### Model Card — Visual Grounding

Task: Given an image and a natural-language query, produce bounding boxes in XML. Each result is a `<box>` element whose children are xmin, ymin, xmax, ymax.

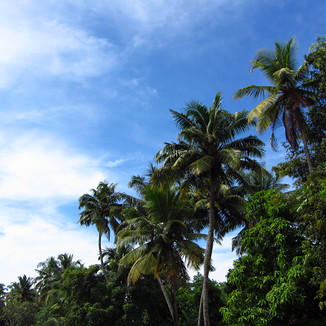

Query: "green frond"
<box><xmin>170</xmin><ymin>148</ymin><xmax>198</xmax><ymax>170</ymax></box>
<box><xmin>181</xmin><ymin>127</ymin><xmax>208</xmax><ymax>144</ymax></box>
<box><xmin>239</xmin><ymin>157</ymin><xmax>265</xmax><ymax>174</ymax></box>
<box><xmin>194</xmin><ymin>198</ymin><xmax>209</xmax><ymax>210</ymax></box>
<box><xmin>234</xmin><ymin>85</ymin><xmax>274</xmax><ymax>100</ymax></box>
<box><xmin>119</xmin><ymin>245</ymin><xmax>147</xmax><ymax>267</ymax></box>
<box><xmin>170</xmin><ymin>109</ymin><xmax>195</xmax><ymax>130</ymax></box>
<box><xmin>273</xmin><ymin>67</ymin><xmax>296</xmax><ymax>87</ymax></box>
<box><xmin>255</xmin><ymin>98</ymin><xmax>283</xmax><ymax>133</ymax></box>
<box><xmin>211</xmin><ymin>91</ymin><xmax>222</xmax><ymax>110</ymax></box>
<box><xmin>179</xmin><ymin>241</ymin><xmax>204</xmax><ymax>270</ymax></box>
<box><xmin>295</xmin><ymin>63</ymin><xmax>309</xmax><ymax>82</ymax></box>
<box><xmin>189</xmin><ymin>155</ymin><xmax>213</xmax><ymax>175</ymax></box>
<box><xmin>247</xmin><ymin>92</ymin><xmax>279</xmax><ymax>122</ymax></box>
<box><xmin>229</xmin><ymin>110</ymin><xmax>251</xmax><ymax>131</ymax></box>
<box><xmin>225</xmin><ymin>136</ymin><xmax>265</xmax><ymax>158</ymax></box>
<box><xmin>217</xmin><ymin>149</ymin><xmax>241</xmax><ymax>169</ymax></box>
<box><xmin>127</xmin><ymin>253</ymin><xmax>158</xmax><ymax>284</ymax></box>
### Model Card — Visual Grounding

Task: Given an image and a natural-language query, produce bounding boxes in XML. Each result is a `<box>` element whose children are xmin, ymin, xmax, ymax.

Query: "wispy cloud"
<box><xmin>0</xmin><ymin>2</ymin><xmax>123</xmax><ymax>88</ymax></box>
<box><xmin>0</xmin><ymin>131</ymin><xmax>109</xmax><ymax>202</ymax></box>
<box><xmin>0</xmin><ymin>212</ymin><xmax>101</xmax><ymax>286</ymax></box>
<box><xmin>0</xmin><ymin>130</ymin><xmax>117</xmax><ymax>285</ymax></box>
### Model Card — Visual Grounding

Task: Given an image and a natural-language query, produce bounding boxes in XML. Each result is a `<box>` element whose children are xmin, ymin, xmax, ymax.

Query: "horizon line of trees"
<box><xmin>1</xmin><ymin>34</ymin><xmax>325</xmax><ymax>326</ymax></box>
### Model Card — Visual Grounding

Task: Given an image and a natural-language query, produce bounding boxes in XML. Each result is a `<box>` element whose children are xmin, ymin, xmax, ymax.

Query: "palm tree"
<box><xmin>9</xmin><ymin>275</ymin><xmax>35</xmax><ymax>302</ymax></box>
<box><xmin>155</xmin><ymin>93</ymin><xmax>264</xmax><ymax>326</ymax></box>
<box><xmin>244</xmin><ymin>166</ymin><xmax>289</xmax><ymax>194</ymax></box>
<box><xmin>117</xmin><ymin>184</ymin><xmax>205</xmax><ymax>326</ymax></box>
<box><xmin>35</xmin><ymin>254</ymin><xmax>82</xmax><ymax>296</ymax></box>
<box><xmin>234</xmin><ymin>38</ymin><xmax>316</xmax><ymax>171</ymax></box>
<box><xmin>78</xmin><ymin>181</ymin><xmax>126</xmax><ymax>282</ymax></box>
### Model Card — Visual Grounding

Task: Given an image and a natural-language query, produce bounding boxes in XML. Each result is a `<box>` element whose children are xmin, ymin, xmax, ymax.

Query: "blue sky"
<box><xmin>0</xmin><ymin>0</ymin><xmax>325</xmax><ymax>286</ymax></box>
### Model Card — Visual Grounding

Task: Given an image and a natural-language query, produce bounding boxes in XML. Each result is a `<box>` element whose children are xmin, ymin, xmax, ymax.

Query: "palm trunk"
<box><xmin>157</xmin><ymin>275</ymin><xmax>174</xmax><ymax>322</ymax></box>
<box><xmin>199</xmin><ymin>176</ymin><xmax>217</xmax><ymax>326</ymax></box>
<box><xmin>197</xmin><ymin>292</ymin><xmax>203</xmax><ymax>326</ymax></box>
<box><xmin>171</xmin><ymin>278</ymin><xmax>180</xmax><ymax>326</ymax></box>
<box><xmin>301</xmin><ymin>132</ymin><xmax>313</xmax><ymax>172</ymax></box>
<box><xmin>98</xmin><ymin>232</ymin><xmax>109</xmax><ymax>283</ymax></box>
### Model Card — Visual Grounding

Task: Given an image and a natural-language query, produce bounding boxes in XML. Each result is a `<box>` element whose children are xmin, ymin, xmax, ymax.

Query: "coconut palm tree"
<box><xmin>244</xmin><ymin>166</ymin><xmax>289</xmax><ymax>194</ymax></box>
<box><xmin>234</xmin><ymin>38</ymin><xmax>316</xmax><ymax>171</ymax></box>
<box><xmin>9</xmin><ymin>275</ymin><xmax>35</xmax><ymax>302</ymax></box>
<box><xmin>35</xmin><ymin>254</ymin><xmax>82</xmax><ymax>296</ymax></box>
<box><xmin>117</xmin><ymin>184</ymin><xmax>205</xmax><ymax>326</ymax></box>
<box><xmin>78</xmin><ymin>181</ymin><xmax>127</xmax><ymax>282</ymax></box>
<box><xmin>155</xmin><ymin>93</ymin><xmax>264</xmax><ymax>326</ymax></box>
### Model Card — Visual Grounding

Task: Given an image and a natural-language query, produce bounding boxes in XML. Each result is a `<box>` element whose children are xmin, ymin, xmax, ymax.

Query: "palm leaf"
<box><xmin>234</xmin><ymin>85</ymin><xmax>274</xmax><ymax>100</ymax></box>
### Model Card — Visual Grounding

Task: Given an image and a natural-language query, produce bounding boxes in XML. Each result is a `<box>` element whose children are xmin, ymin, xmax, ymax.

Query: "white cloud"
<box><xmin>0</xmin><ymin>3</ymin><xmax>121</xmax><ymax>88</ymax></box>
<box><xmin>0</xmin><ymin>131</ymin><xmax>117</xmax><ymax>286</ymax></box>
<box><xmin>91</xmin><ymin>0</ymin><xmax>241</xmax><ymax>33</ymax></box>
<box><xmin>0</xmin><ymin>212</ymin><xmax>104</xmax><ymax>286</ymax></box>
<box><xmin>0</xmin><ymin>0</ymin><xmax>254</xmax><ymax>90</ymax></box>
<box><xmin>3</xmin><ymin>103</ymin><xmax>103</xmax><ymax>129</ymax></box>
<box><xmin>0</xmin><ymin>132</ymin><xmax>107</xmax><ymax>201</ymax></box>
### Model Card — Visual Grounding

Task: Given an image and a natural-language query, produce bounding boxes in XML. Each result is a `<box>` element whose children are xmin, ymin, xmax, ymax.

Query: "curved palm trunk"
<box><xmin>157</xmin><ymin>275</ymin><xmax>174</xmax><ymax>322</ymax></box>
<box><xmin>301</xmin><ymin>132</ymin><xmax>313</xmax><ymax>172</ymax></box>
<box><xmin>197</xmin><ymin>292</ymin><xmax>203</xmax><ymax>326</ymax></box>
<box><xmin>98</xmin><ymin>232</ymin><xmax>109</xmax><ymax>283</ymax></box>
<box><xmin>171</xmin><ymin>278</ymin><xmax>180</xmax><ymax>326</ymax></box>
<box><xmin>199</xmin><ymin>176</ymin><xmax>217</xmax><ymax>326</ymax></box>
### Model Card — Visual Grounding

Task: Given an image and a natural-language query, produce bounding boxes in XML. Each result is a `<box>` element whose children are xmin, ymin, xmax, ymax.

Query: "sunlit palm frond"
<box><xmin>225</xmin><ymin>136</ymin><xmax>265</xmax><ymax>158</ymax></box>
<box><xmin>247</xmin><ymin>92</ymin><xmax>279</xmax><ymax>123</ymax></box>
<box><xmin>189</xmin><ymin>155</ymin><xmax>213</xmax><ymax>175</ymax></box>
<box><xmin>127</xmin><ymin>252</ymin><xmax>158</xmax><ymax>284</ymax></box>
<box><xmin>234</xmin><ymin>85</ymin><xmax>273</xmax><ymax>100</ymax></box>
<box><xmin>255</xmin><ymin>97</ymin><xmax>283</xmax><ymax>133</ymax></box>
<box><xmin>273</xmin><ymin>67</ymin><xmax>296</xmax><ymax>88</ymax></box>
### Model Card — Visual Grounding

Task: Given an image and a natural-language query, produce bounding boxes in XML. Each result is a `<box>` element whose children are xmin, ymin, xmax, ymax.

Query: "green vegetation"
<box><xmin>1</xmin><ymin>34</ymin><xmax>325</xmax><ymax>326</ymax></box>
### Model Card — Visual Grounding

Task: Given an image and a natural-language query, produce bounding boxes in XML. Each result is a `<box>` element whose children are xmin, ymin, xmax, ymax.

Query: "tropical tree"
<box><xmin>234</xmin><ymin>38</ymin><xmax>316</xmax><ymax>171</ymax></box>
<box><xmin>0</xmin><ymin>284</ymin><xmax>5</xmax><ymax>312</ymax></box>
<box><xmin>34</xmin><ymin>254</ymin><xmax>82</xmax><ymax>296</ymax></box>
<box><xmin>177</xmin><ymin>274</ymin><xmax>227</xmax><ymax>326</ymax></box>
<box><xmin>3</xmin><ymin>275</ymin><xmax>38</xmax><ymax>326</ymax></box>
<box><xmin>155</xmin><ymin>93</ymin><xmax>264</xmax><ymax>326</ymax></box>
<box><xmin>221</xmin><ymin>189</ymin><xmax>320</xmax><ymax>325</ymax></box>
<box><xmin>9</xmin><ymin>275</ymin><xmax>35</xmax><ymax>302</ymax></box>
<box><xmin>117</xmin><ymin>184</ymin><xmax>205</xmax><ymax>326</ymax></box>
<box><xmin>78</xmin><ymin>181</ymin><xmax>127</xmax><ymax>282</ymax></box>
<box><xmin>244</xmin><ymin>167</ymin><xmax>288</xmax><ymax>194</ymax></box>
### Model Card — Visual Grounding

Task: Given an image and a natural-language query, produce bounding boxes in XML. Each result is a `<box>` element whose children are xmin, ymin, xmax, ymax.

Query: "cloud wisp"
<box><xmin>0</xmin><ymin>132</ymin><xmax>107</xmax><ymax>202</ymax></box>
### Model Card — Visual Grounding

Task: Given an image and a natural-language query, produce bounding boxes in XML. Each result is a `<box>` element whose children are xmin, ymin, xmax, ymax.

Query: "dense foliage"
<box><xmin>1</xmin><ymin>34</ymin><xmax>325</xmax><ymax>326</ymax></box>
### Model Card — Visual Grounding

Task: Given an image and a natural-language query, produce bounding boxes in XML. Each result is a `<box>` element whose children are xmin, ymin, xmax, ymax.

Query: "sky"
<box><xmin>0</xmin><ymin>0</ymin><xmax>325</xmax><ymax>286</ymax></box>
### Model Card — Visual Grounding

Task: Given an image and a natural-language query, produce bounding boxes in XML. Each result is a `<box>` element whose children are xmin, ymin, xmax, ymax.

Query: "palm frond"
<box><xmin>127</xmin><ymin>252</ymin><xmax>158</xmax><ymax>284</ymax></box>
<box><xmin>189</xmin><ymin>155</ymin><xmax>213</xmax><ymax>175</ymax></box>
<box><xmin>247</xmin><ymin>92</ymin><xmax>279</xmax><ymax>124</ymax></box>
<box><xmin>234</xmin><ymin>85</ymin><xmax>274</xmax><ymax>100</ymax></box>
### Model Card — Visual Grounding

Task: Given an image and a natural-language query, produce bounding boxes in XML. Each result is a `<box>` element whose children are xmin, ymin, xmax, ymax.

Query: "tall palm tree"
<box><xmin>78</xmin><ymin>181</ymin><xmax>126</xmax><ymax>282</ymax></box>
<box><xmin>234</xmin><ymin>38</ymin><xmax>316</xmax><ymax>171</ymax></box>
<box><xmin>117</xmin><ymin>184</ymin><xmax>205</xmax><ymax>326</ymax></box>
<box><xmin>9</xmin><ymin>275</ymin><xmax>35</xmax><ymax>302</ymax></box>
<box><xmin>155</xmin><ymin>93</ymin><xmax>264</xmax><ymax>326</ymax></box>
